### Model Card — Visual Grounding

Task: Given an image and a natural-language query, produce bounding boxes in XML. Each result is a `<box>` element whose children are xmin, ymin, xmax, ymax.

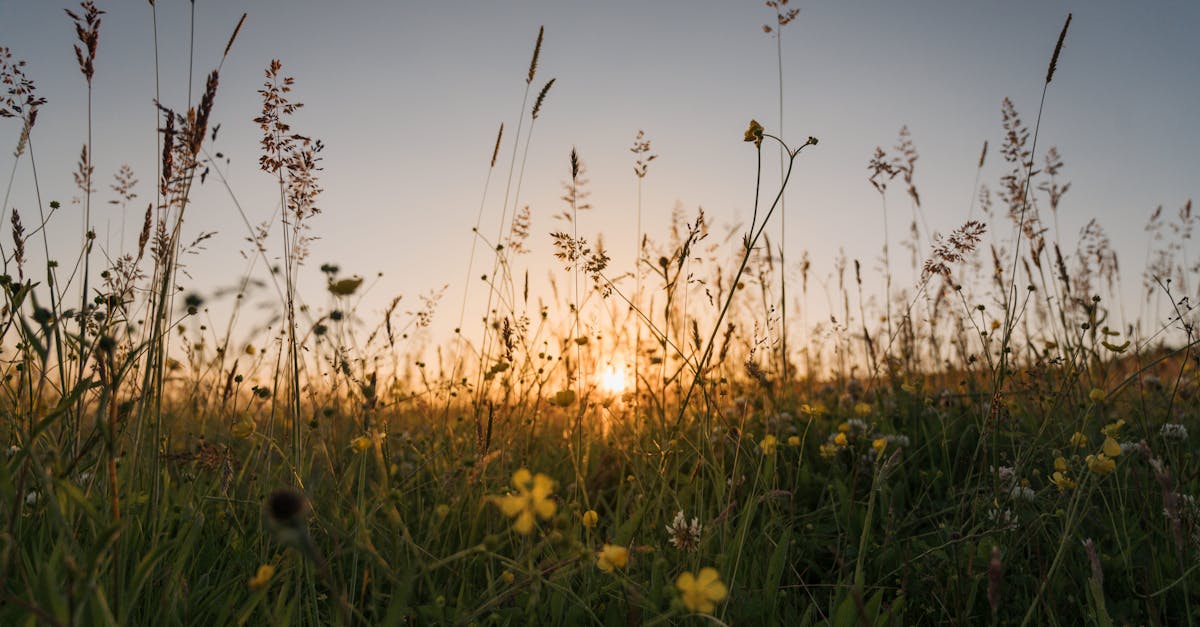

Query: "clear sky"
<box><xmin>1</xmin><ymin>1</ymin><xmax>1197</xmax><ymax>361</ymax></box>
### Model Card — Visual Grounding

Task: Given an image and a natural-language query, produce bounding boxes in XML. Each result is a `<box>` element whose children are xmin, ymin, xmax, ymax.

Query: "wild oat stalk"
<box><xmin>763</xmin><ymin>0</ymin><xmax>799</xmax><ymax>384</ymax></box>
<box><xmin>255</xmin><ymin>59</ymin><xmax>323</xmax><ymax>485</ymax></box>
<box><xmin>66</xmin><ymin>0</ymin><xmax>104</xmax><ymax>456</ymax></box>
<box><xmin>998</xmin><ymin>12</ymin><xmax>1071</xmax><ymax>413</ymax></box>
<box><xmin>631</xmin><ymin>130</ymin><xmax>655</xmax><ymax>418</ymax></box>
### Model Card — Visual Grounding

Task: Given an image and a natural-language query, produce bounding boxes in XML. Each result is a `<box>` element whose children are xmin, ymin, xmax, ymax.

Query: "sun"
<box><xmin>598</xmin><ymin>364</ymin><xmax>628</xmax><ymax>395</ymax></box>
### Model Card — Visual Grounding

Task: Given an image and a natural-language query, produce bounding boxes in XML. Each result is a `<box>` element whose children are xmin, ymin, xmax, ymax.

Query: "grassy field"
<box><xmin>2</xmin><ymin>4</ymin><xmax>1199</xmax><ymax>626</ymax></box>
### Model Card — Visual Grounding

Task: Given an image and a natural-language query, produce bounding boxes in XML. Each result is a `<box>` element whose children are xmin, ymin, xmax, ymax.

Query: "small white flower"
<box><xmin>665</xmin><ymin>511</ymin><xmax>703</xmax><ymax>551</ymax></box>
<box><xmin>1009</xmin><ymin>485</ymin><xmax>1036</xmax><ymax>502</ymax></box>
<box><xmin>992</xmin><ymin>465</ymin><xmax>1016</xmax><ymax>484</ymax></box>
<box><xmin>1160</xmin><ymin>423</ymin><xmax>1188</xmax><ymax>441</ymax></box>
<box><xmin>24</xmin><ymin>491</ymin><xmax>38</xmax><ymax>506</ymax></box>
<box><xmin>847</xmin><ymin>418</ymin><xmax>869</xmax><ymax>432</ymax></box>
<box><xmin>6</xmin><ymin>445</ymin><xmax>18</xmax><ymax>458</ymax></box>
<box><xmin>886</xmin><ymin>434</ymin><xmax>911</xmax><ymax>448</ymax></box>
<box><xmin>987</xmin><ymin>506</ymin><xmax>1016</xmax><ymax>528</ymax></box>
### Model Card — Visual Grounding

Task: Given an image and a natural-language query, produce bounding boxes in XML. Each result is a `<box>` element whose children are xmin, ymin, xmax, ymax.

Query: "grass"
<box><xmin>1</xmin><ymin>3</ymin><xmax>1199</xmax><ymax>626</ymax></box>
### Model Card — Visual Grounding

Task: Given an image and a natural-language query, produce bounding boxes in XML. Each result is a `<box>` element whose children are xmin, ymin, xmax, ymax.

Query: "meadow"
<box><xmin>1</xmin><ymin>3</ymin><xmax>1199</xmax><ymax>625</ymax></box>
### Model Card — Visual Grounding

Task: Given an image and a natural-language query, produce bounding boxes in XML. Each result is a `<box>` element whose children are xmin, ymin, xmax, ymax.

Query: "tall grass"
<box><xmin>1</xmin><ymin>6</ymin><xmax>1198</xmax><ymax>626</ymax></box>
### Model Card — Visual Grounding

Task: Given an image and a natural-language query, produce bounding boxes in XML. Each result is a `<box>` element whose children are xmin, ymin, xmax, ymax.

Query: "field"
<box><xmin>1</xmin><ymin>3</ymin><xmax>1199</xmax><ymax>626</ymax></box>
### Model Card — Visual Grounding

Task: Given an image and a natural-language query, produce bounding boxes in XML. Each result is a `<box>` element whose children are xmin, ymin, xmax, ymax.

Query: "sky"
<box><xmin>0</xmin><ymin>1</ymin><xmax>1197</xmax><ymax>365</ymax></box>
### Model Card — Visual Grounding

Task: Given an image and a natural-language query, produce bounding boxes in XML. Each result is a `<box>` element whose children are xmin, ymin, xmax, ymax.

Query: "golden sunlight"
<box><xmin>598</xmin><ymin>364</ymin><xmax>628</xmax><ymax>395</ymax></box>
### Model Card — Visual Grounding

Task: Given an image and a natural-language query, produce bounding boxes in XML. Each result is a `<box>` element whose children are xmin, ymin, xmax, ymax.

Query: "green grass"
<box><xmin>2</xmin><ymin>4</ymin><xmax>1199</xmax><ymax>626</ymax></box>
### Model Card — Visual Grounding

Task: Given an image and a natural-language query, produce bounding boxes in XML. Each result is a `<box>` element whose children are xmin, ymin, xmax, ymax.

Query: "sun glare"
<box><xmin>599</xmin><ymin>364</ymin><xmax>628</xmax><ymax>395</ymax></box>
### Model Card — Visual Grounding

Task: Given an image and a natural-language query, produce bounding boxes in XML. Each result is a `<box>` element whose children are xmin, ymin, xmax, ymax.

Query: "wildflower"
<box><xmin>581</xmin><ymin>509</ymin><xmax>599</xmax><ymax>529</ymax></box>
<box><xmin>24</xmin><ymin>490</ymin><xmax>38</xmax><ymax>506</ymax></box>
<box><xmin>759</xmin><ymin>434</ymin><xmax>778</xmax><ymax>455</ymax></box>
<box><xmin>265</xmin><ymin>488</ymin><xmax>316</xmax><ymax>558</ymax></box>
<box><xmin>1088</xmin><ymin>388</ymin><xmax>1105</xmax><ymax>402</ymax></box>
<box><xmin>993</xmin><ymin>465</ymin><xmax>1015</xmax><ymax>483</ymax></box>
<box><xmin>834</xmin><ymin>432</ymin><xmax>848</xmax><ymax>447</ymax></box>
<box><xmin>1101</xmin><ymin>419</ymin><xmax>1125</xmax><ymax>437</ymax></box>
<box><xmin>837</xmin><ymin>422</ymin><xmax>851</xmax><ymax>433</ymax></box>
<box><xmin>596</xmin><ymin>544</ymin><xmax>629</xmax><ymax>572</ymax></box>
<box><xmin>1010</xmin><ymin>485</ymin><xmax>1036</xmax><ymax>501</ymax></box>
<box><xmin>550</xmin><ymin>389</ymin><xmax>576</xmax><ymax>407</ymax></box>
<box><xmin>350</xmin><ymin>435</ymin><xmax>371</xmax><ymax>454</ymax></box>
<box><xmin>853</xmin><ymin>402</ymin><xmax>872</xmax><ymax>417</ymax></box>
<box><xmin>1101</xmin><ymin>436</ymin><xmax>1121</xmax><ymax>458</ymax></box>
<box><xmin>1161</xmin><ymin>423</ymin><xmax>1189</xmax><ymax>441</ymax></box>
<box><xmin>1051</xmin><ymin>471</ymin><xmax>1075</xmax><ymax>492</ymax></box>
<box><xmin>248</xmin><ymin>564</ymin><xmax>275</xmax><ymax>591</ymax></box>
<box><xmin>231</xmin><ymin>417</ymin><xmax>255</xmax><ymax>439</ymax></box>
<box><xmin>819</xmin><ymin>443</ymin><xmax>839</xmax><ymax>459</ymax></box>
<box><xmin>847</xmin><ymin>418</ymin><xmax>869</xmax><ymax>432</ymax></box>
<box><xmin>500</xmin><ymin>570</ymin><xmax>515</xmax><ymax>584</ymax></box>
<box><xmin>1053</xmin><ymin>456</ymin><xmax>1068</xmax><ymax>473</ymax></box>
<box><xmin>987</xmin><ymin>503</ymin><xmax>1016</xmax><ymax>528</ymax></box>
<box><xmin>490</xmin><ymin>469</ymin><xmax>556</xmax><ymax>535</ymax></box>
<box><xmin>676</xmin><ymin>567</ymin><xmax>728</xmax><ymax>614</ymax></box>
<box><xmin>885</xmin><ymin>434</ymin><xmax>911</xmax><ymax>448</ymax></box>
<box><xmin>1086</xmin><ymin>454</ymin><xmax>1116</xmax><ymax>476</ymax></box>
<box><xmin>787</xmin><ymin>435</ymin><xmax>801</xmax><ymax>447</ymax></box>
<box><xmin>1070</xmin><ymin>432</ymin><xmax>1088</xmax><ymax>448</ymax></box>
<box><xmin>743</xmin><ymin>119</ymin><xmax>764</xmax><ymax>147</ymax></box>
<box><xmin>665</xmin><ymin>511</ymin><xmax>703</xmax><ymax>551</ymax></box>
<box><xmin>872</xmin><ymin>438</ymin><xmax>887</xmax><ymax>455</ymax></box>
<box><xmin>435</xmin><ymin>504</ymin><xmax>450</xmax><ymax>519</ymax></box>
<box><xmin>6</xmin><ymin>445</ymin><xmax>19</xmax><ymax>457</ymax></box>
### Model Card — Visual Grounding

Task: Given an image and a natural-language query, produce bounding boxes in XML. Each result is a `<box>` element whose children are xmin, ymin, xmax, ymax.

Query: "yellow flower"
<box><xmin>435</xmin><ymin>504</ymin><xmax>450</xmax><ymax>519</ymax></box>
<box><xmin>1088</xmin><ymin>388</ymin><xmax>1105</xmax><ymax>402</ymax></box>
<box><xmin>1102</xmin><ymin>436</ymin><xmax>1121</xmax><ymax>457</ymax></box>
<box><xmin>500</xmin><ymin>570</ymin><xmax>515</xmax><ymax>584</ymax></box>
<box><xmin>787</xmin><ymin>435</ymin><xmax>801</xmax><ymax>447</ymax></box>
<box><xmin>872</xmin><ymin>438</ymin><xmax>887</xmax><ymax>454</ymax></box>
<box><xmin>676</xmin><ymin>567</ymin><xmax>728</xmax><ymax>614</ymax></box>
<box><xmin>231</xmin><ymin>418</ymin><xmax>256</xmax><ymax>439</ymax></box>
<box><xmin>760</xmin><ymin>434</ymin><xmax>778</xmax><ymax>455</ymax></box>
<box><xmin>1070</xmin><ymin>432</ymin><xmax>1088</xmax><ymax>448</ymax></box>
<box><xmin>990</xmin><ymin>319</ymin><xmax>1002</xmax><ymax>331</ymax></box>
<box><xmin>743</xmin><ymin>119</ymin><xmax>764</xmax><ymax>147</ymax></box>
<box><xmin>581</xmin><ymin>509</ymin><xmax>599</xmax><ymax>529</ymax></box>
<box><xmin>1086</xmin><ymin>453</ymin><xmax>1116</xmax><ymax>476</ymax></box>
<box><xmin>490</xmin><ymin>469</ymin><xmax>556</xmax><ymax>534</ymax></box>
<box><xmin>834</xmin><ymin>432</ymin><xmax>848</xmax><ymax>447</ymax></box>
<box><xmin>1101</xmin><ymin>419</ymin><xmax>1125</xmax><ymax>437</ymax></box>
<box><xmin>248</xmin><ymin>564</ymin><xmax>275</xmax><ymax>591</ymax></box>
<box><xmin>819</xmin><ymin>443</ymin><xmax>839</xmax><ymax>459</ymax></box>
<box><xmin>853</xmin><ymin>402</ymin><xmax>872</xmax><ymax>417</ymax></box>
<box><xmin>1051</xmin><ymin>471</ymin><xmax>1075</xmax><ymax>492</ymax></box>
<box><xmin>350</xmin><ymin>435</ymin><xmax>371</xmax><ymax>454</ymax></box>
<box><xmin>596</xmin><ymin>544</ymin><xmax>629</xmax><ymax>573</ymax></box>
<box><xmin>1053</xmin><ymin>456</ymin><xmax>1068</xmax><ymax>472</ymax></box>
<box><xmin>837</xmin><ymin>422</ymin><xmax>851</xmax><ymax>432</ymax></box>
<box><xmin>550</xmin><ymin>389</ymin><xmax>576</xmax><ymax>407</ymax></box>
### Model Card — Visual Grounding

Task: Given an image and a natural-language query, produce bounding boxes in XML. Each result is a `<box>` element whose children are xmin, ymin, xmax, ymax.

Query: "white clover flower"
<box><xmin>1009</xmin><ymin>485</ymin><xmax>1036</xmax><ymax>502</ymax></box>
<box><xmin>992</xmin><ymin>465</ymin><xmax>1016</xmax><ymax>484</ymax></box>
<box><xmin>1160</xmin><ymin>423</ymin><xmax>1188</xmax><ymax>441</ymax></box>
<box><xmin>666</xmin><ymin>511</ymin><xmax>703</xmax><ymax>551</ymax></box>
